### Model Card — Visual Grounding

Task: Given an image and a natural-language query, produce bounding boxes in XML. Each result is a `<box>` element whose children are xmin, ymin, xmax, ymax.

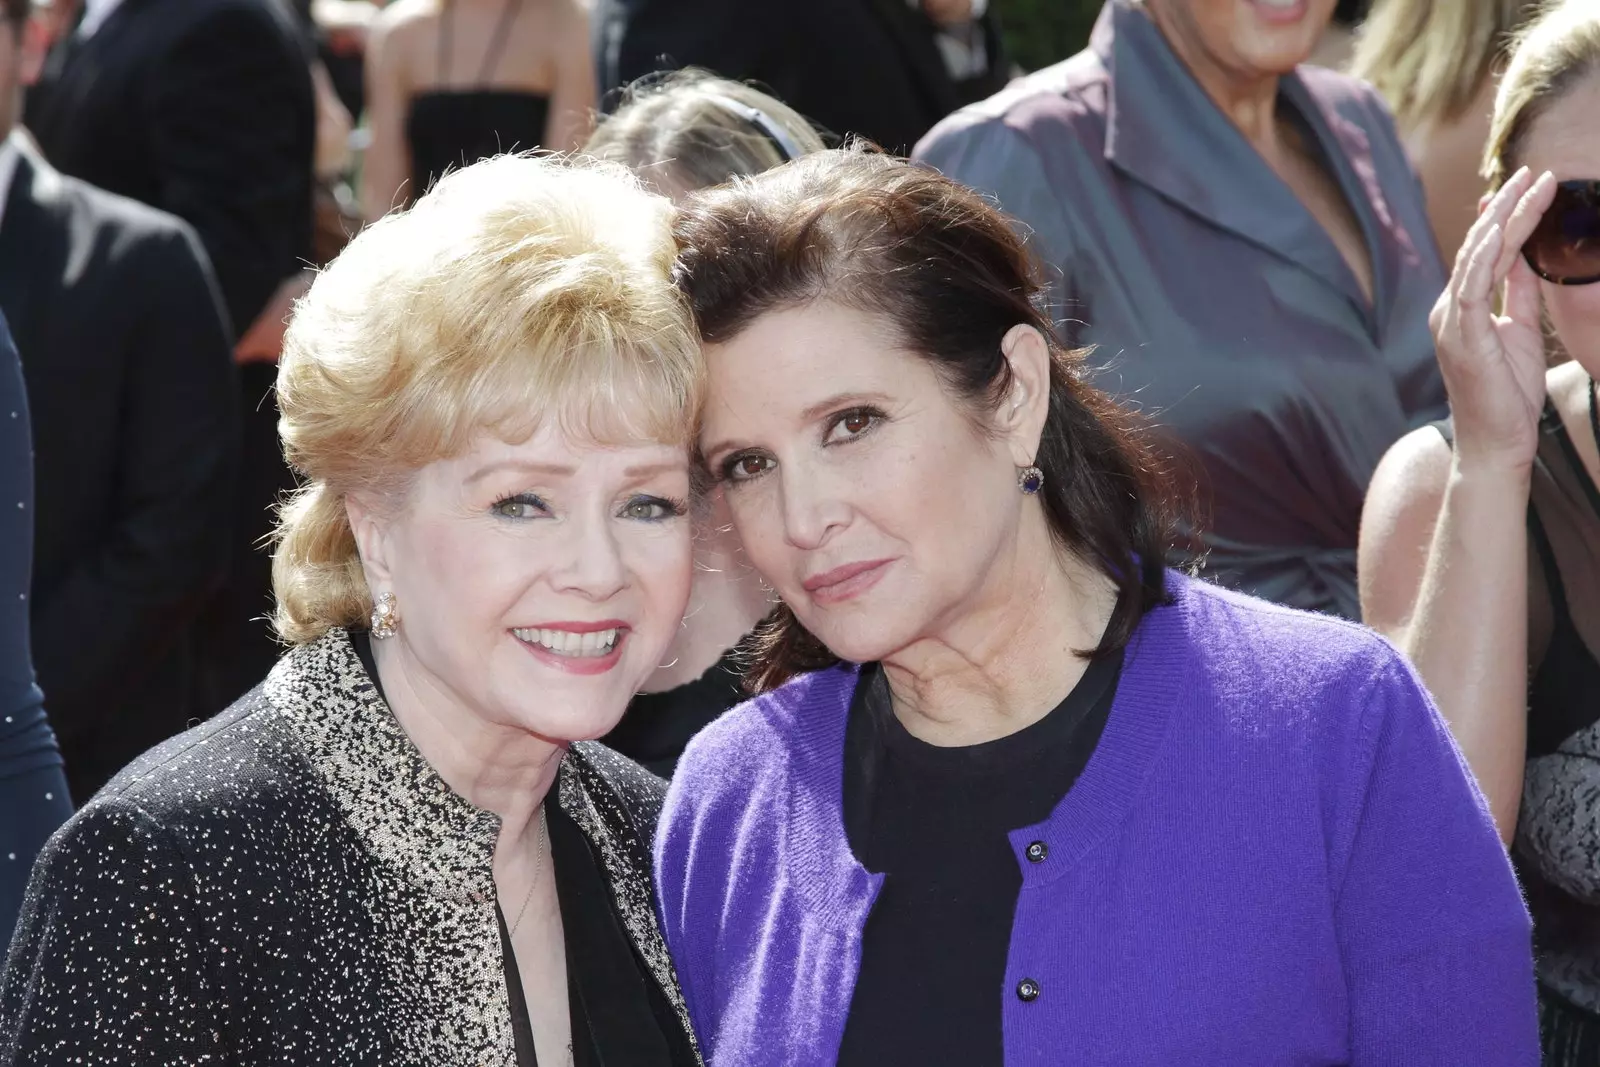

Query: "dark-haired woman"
<box><xmin>655</xmin><ymin>149</ymin><xmax>1538</xmax><ymax>1066</ymax></box>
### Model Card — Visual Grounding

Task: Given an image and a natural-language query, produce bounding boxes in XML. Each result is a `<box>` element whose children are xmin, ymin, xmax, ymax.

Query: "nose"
<box><xmin>777</xmin><ymin>460</ymin><xmax>850</xmax><ymax>552</ymax></box>
<box><xmin>550</xmin><ymin>511</ymin><xmax>628</xmax><ymax>601</ymax></box>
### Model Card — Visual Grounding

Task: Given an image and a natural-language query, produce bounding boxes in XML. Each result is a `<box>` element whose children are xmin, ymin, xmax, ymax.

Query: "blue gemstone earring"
<box><xmin>1017</xmin><ymin>466</ymin><xmax>1044</xmax><ymax>495</ymax></box>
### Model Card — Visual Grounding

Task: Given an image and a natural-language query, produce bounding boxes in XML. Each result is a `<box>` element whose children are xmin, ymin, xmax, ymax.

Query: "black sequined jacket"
<box><xmin>0</xmin><ymin>629</ymin><xmax>704</xmax><ymax>1066</ymax></box>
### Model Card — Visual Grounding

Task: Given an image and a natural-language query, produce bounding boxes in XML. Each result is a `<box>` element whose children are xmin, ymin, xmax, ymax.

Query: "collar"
<box><xmin>0</xmin><ymin>133</ymin><xmax>20</xmax><ymax>234</ymax></box>
<box><xmin>77</xmin><ymin>0</ymin><xmax>127</xmax><ymax>39</ymax></box>
<box><xmin>773</xmin><ymin>570</ymin><xmax>1194</xmax><ymax>906</ymax></box>
<box><xmin>264</xmin><ymin>629</ymin><xmax>505</xmax><ymax>904</ymax></box>
<box><xmin>1093</xmin><ymin>0</ymin><xmax>1388</xmax><ymax>318</ymax></box>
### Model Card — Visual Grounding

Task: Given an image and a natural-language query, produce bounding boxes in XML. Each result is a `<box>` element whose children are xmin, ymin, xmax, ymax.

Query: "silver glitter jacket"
<box><xmin>0</xmin><ymin>629</ymin><xmax>703</xmax><ymax>1066</ymax></box>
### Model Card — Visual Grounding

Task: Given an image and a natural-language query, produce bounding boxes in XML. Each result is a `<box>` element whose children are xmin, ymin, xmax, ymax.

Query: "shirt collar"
<box><xmin>1093</xmin><ymin>0</ymin><xmax>1386</xmax><ymax>316</ymax></box>
<box><xmin>0</xmin><ymin>134</ymin><xmax>18</xmax><ymax>235</ymax></box>
<box><xmin>77</xmin><ymin>0</ymin><xmax>127</xmax><ymax>39</ymax></box>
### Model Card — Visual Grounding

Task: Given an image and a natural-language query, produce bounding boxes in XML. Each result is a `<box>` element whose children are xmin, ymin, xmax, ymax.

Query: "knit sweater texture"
<box><xmin>655</xmin><ymin>573</ymin><xmax>1539</xmax><ymax>1065</ymax></box>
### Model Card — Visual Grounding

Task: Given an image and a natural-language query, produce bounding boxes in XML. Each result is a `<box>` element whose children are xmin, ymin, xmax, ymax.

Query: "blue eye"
<box><xmin>621</xmin><ymin>495</ymin><xmax>688</xmax><ymax>522</ymax></box>
<box><xmin>492</xmin><ymin>493</ymin><xmax>548</xmax><ymax>520</ymax></box>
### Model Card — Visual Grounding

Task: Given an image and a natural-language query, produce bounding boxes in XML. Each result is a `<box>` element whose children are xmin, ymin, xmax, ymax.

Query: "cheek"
<box><xmin>624</xmin><ymin>526</ymin><xmax>694</xmax><ymax>624</ymax></box>
<box><xmin>722</xmin><ymin>485</ymin><xmax>789</xmax><ymax>585</ymax></box>
<box><xmin>1546</xmin><ymin>285</ymin><xmax>1600</xmax><ymax>374</ymax></box>
<box><xmin>401</xmin><ymin>519</ymin><xmax>534</xmax><ymax>631</ymax></box>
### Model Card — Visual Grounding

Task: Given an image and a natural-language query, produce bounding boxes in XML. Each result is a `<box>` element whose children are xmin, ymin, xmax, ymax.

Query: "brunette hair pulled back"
<box><xmin>672</xmin><ymin>147</ymin><xmax>1181</xmax><ymax>691</ymax></box>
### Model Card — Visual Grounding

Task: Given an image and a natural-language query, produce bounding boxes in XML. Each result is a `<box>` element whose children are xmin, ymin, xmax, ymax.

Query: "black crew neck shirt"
<box><xmin>835</xmin><ymin>650</ymin><xmax>1123</xmax><ymax>1067</ymax></box>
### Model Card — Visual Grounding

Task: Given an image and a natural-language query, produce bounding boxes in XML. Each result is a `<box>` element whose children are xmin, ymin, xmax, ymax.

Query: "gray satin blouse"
<box><xmin>916</xmin><ymin>0</ymin><xmax>1448</xmax><ymax>618</ymax></box>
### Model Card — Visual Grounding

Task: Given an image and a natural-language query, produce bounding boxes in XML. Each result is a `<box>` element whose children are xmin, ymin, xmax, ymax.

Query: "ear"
<box><xmin>995</xmin><ymin>324</ymin><xmax>1052</xmax><ymax>468</ymax></box>
<box><xmin>19</xmin><ymin>11</ymin><xmax>49</xmax><ymax>86</ymax></box>
<box><xmin>344</xmin><ymin>491</ymin><xmax>396</xmax><ymax>595</ymax></box>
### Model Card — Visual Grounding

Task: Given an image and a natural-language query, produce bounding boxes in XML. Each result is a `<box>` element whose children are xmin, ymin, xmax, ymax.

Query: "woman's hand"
<box><xmin>1427</xmin><ymin>166</ymin><xmax>1557</xmax><ymax>473</ymax></box>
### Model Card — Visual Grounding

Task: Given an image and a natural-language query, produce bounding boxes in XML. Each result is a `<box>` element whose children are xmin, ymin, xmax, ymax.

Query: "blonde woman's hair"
<box><xmin>1351</xmin><ymin>0</ymin><xmax>1536</xmax><ymax>131</ymax></box>
<box><xmin>1484</xmin><ymin>0</ymin><xmax>1600</xmax><ymax>188</ymax></box>
<box><xmin>272</xmin><ymin>153</ymin><xmax>701</xmax><ymax>645</ymax></box>
<box><xmin>583</xmin><ymin>70</ymin><xmax>828</xmax><ymax>197</ymax></box>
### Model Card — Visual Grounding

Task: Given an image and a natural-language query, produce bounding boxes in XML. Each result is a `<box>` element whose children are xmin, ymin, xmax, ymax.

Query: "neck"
<box><xmin>1144</xmin><ymin>2</ymin><xmax>1283</xmax><ymax>149</ymax></box>
<box><xmin>372</xmin><ymin>637</ymin><xmax>563</xmax><ymax>852</ymax></box>
<box><xmin>880</xmin><ymin>509</ymin><xmax>1119</xmax><ymax>747</ymax></box>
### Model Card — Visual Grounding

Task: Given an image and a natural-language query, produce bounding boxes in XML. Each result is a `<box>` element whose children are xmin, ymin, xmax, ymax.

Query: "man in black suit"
<box><xmin>26</xmin><ymin>0</ymin><xmax>317</xmax><ymax>714</ymax></box>
<box><xmin>0</xmin><ymin>0</ymin><xmax>239</xmax><ymax>800</ymax></box>
<box><xmin>593</xmin><ymin>0</ymin><xmax>1011</xmax><ymax>155</ymax></box>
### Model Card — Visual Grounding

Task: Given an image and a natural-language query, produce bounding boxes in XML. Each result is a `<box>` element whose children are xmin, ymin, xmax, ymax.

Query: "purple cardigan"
<box><xmin>655</xmin><ymin>573</ymin><xmax>1538</xmax><ymax>1065</ymax></box>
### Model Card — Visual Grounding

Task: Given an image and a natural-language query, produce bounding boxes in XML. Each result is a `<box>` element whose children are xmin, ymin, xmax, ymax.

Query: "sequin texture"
<box><xmin>0</xmin><ymin>629</ymin><xmax>702</xmax><ymax>1065</ymax></box>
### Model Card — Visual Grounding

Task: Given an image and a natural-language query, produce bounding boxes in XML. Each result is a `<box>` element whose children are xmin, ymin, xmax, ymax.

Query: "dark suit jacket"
<box><xmin>0</xmin><ymin>137</ymin><xmax>238</xmax><ymax>801</ymax></box>
<box><xmin>25</xmin><ymin>0</ymin><xmax>315</xmax><ymax>334</ymax></box>
<box><xmin>593</xmin><ymin>0</ymin><xmax>1010</xmax><ymax>155</ymax></box>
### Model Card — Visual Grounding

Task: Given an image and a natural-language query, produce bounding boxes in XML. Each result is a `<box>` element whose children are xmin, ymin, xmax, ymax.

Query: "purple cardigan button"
<box><xmin>1016</xmin><ymin>978</ymin><xmax>1041</xmax><ymax>1002</ymax></box>
<box><xmin>1025</xmin><ymin>840</ymin><xmax>1048</xmax><ymax>862</ymax></box>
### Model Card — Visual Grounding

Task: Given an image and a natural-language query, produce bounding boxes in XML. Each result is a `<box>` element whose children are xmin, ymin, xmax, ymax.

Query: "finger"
<box><xmin>1503</xmin><ymin>252</ymin><xmax>1543</xmax><ymax>332</ymax></box>
<box><xmin>1457</xmin><ymin>167</ymin><xmax>1532</xmax><ymax>276</ymax></box>
<box><xmin>1495</xmin><ymin>171</ymin><xmax>1559</xmax><ymax>281</ymax></box>
<box><xmin>1454</xmin><ymin>224</ymin><xmax>1505</xmax><ymax>357</ymax></box>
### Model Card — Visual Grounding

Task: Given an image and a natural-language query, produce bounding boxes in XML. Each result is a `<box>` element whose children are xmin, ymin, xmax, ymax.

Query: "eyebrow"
<box><xmin>702</xmin><ymin>391</ymin><xmax>892</xmax><ymax>463</ymax></box>
<box><xmin>463</xmin><ymin>458</ymin><xmax>686</xmax><ymax>485</ymax></box>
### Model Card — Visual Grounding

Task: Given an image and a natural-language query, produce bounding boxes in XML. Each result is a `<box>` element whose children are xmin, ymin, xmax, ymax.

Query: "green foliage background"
<box><xmin>993</xmin><ymin>0</ymin><xmax>1104</xmax><ymax>73</ymax></box>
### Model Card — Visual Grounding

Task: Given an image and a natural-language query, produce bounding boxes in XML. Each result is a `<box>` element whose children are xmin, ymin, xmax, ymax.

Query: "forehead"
<box><xmin>700</xmin><ymin>302</ymin><xmax>919</xmax><ymax>420</ymax></box>
<box><xmin>426</xmin><ymin>422</ymin><xmax>689</xmax><ymax>485</ymax></box>
<box><xmin>1522</xmin><ymin>73</ymin><xmax>1600</xmax><ymax>179</ymax></box>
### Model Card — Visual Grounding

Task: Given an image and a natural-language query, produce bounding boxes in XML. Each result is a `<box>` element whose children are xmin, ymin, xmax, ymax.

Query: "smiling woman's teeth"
<box><xmin>512</xmin><ymin>627</ymin><xmax>620</xmax><ymax>657</ymax></box>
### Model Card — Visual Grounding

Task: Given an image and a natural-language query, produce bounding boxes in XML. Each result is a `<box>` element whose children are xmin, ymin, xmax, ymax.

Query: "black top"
<box><xmin>0</xmin><ymin>629</ymin><xmax>701</xmax><ymax>1065</ymax></box>
<box><xmin>836</xmin><ymin>652</ymin><xmax>1123</xmax><ymax>1066</ymax></box>
<box><xmin>603</xmin><ymin>643</ymin><xmax>750</xmax><ymax>778</ymax></box>
<box><xmin>1431</xmin><ymin>391</ymin><xmax>1600</xmax><ymax>1016</ymax></box>
<box><xmin>405</xmin><ymin>0</ymin><xmax>549</xmax><ymax>202</ymax></box>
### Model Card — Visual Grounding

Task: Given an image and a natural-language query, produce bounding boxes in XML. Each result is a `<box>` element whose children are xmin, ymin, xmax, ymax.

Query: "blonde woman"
<box><xmin>1360</xmin><ymin>0</ymin><xmax>1600</xmax><ymax>1057</ymax></box>
<box><xmin>1350</xmin><ymin>0</ymin><xmax>1538</xmax><ymax>263</ymax></box>
<box><xmin>583</xmin><ymin>71</ymin><xmax>824</xmax><ymax>774</ymax></box>
<box><xmin>0</xmin><ymin>154</ymin><xmax>704</xmax><ymax>1066</ymax></box>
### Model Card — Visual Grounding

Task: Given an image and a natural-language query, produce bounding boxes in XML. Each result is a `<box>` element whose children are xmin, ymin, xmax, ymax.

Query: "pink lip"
<box><xmin>801</xmin><ymin>558</ymin><xmax>894</xmax><ymax>605</ymax></box>
<box><xmin>1246</xmin><ymin>0</ymin><xmax>1309</xmax><ymax>25</ymax></box>
<box><xmin>512</xmin><ymin>621</ymin><xmax>630</xmax><ymax>677</ymax></box>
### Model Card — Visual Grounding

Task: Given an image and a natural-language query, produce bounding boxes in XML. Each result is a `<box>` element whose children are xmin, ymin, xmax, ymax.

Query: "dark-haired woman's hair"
<box><xmin>673</xmin><ymin>147</ymin><xmax>1184</xmax><ymax>691</ymax></box>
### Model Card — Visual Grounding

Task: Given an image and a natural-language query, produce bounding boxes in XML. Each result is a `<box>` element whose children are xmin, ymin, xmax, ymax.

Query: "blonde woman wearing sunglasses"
<box><xmin>1359</xmin><ymin>1</ymin><xmax>1600</xmax><ymax>1058</ymax></box>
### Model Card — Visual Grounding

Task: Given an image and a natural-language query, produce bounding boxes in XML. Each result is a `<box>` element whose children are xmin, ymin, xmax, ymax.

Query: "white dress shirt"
<box><xmin>77</xmin><ymin>0</ymin><xmax>127</xmax><ymax>39</ymax></box>
<box><xmin>0</xmin><ymin>134</ymin><xmax>21</xmax><ymax>235</ymax></box>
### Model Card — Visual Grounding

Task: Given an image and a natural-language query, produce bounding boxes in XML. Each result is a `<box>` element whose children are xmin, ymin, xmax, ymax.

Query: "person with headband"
<box><xmin>584</xmin><ymin>72</ymin><xmax>824</xmax><ymax>775</ymax></box>
<box><xmin>0</xmin><ymin>154</ymin><xmax>705</xmax><ymax>1066</ymax></box>
<box><xmin>1360</xmin><ymin>0</ymin><xmax>1600</xmax><ymax>1057</ymax></box>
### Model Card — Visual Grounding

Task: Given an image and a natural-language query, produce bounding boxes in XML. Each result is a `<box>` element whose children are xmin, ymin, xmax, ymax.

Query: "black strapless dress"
<box><xmin>405</xmin><ymin>90</ymin><xmax>550</xmax><ymax>200</ymax></box>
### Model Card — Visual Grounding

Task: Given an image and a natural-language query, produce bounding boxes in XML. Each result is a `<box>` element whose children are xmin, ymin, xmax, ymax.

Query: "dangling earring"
<box><xmin>1017</xmin><ymin>465</ymin><xmax>1044</xmax><ymax>495</ymax></box>
<box><xmin>370</xmin><ymin>591</ymin><xmax>399</xmax><ymax>640</ymax></box>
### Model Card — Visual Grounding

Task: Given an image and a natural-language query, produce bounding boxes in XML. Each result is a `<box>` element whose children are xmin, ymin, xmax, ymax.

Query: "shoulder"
<box><xmin>661</xmin><ymin>665</ymin><xmax>857</xmax><ymax>834</ymax></box>
<box><xmin>917</xmin><ymin>49</ymin><xmax>1109</xmax><ymax>160</ymax></box>
<box><xmin>88</xmin><ymin>686</ymin><xmax>326</xmax><ymax>840</ymax></box>
<box><xmin>371</xmin><ymin>0</ymin><xmax>437</xmax><ymax>47</ymax></box>
<box><xmin>1366</xmin><ymin>423</ymin><xmax>1454</xmax><ymax>519</ymax></box>
<box><xmin>1166</xmin><ymin>572</ymin><xmax>1423</xmax><ymax>712</ymax></box>
<box><xmin>566</xmin><ymin>740</ymin><xmax>668</xmax><ymax>834</ymax></box>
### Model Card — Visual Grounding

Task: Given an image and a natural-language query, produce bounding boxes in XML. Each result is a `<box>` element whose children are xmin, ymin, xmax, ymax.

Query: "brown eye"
<box><xmin>738</xmin><ymin>455</ymin><xmax>769</xmax><ymax>477</ymax></box>
<box><xmin>722</xmin><ymin>452</ymin><xmax>775</xmax><ymax>484</ymax></box>
<box><xmin>842</xmin><ymin>412</ymin><xmax>873</xmax><ymax>435</ymax></box>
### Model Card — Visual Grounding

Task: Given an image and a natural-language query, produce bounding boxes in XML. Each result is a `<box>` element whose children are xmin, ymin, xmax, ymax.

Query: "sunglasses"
<box><xmin>1524</xmin><ymin>180</ymin><xmax>1600</xmax><ymax>285</ymax></box>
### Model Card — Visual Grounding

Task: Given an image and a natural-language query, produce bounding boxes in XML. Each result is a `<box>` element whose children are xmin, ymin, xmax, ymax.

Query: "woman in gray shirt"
<box><xmin>916</xmin><ymin>0</ymin><xmax>1446</xmax><ymax>617</ymax></box>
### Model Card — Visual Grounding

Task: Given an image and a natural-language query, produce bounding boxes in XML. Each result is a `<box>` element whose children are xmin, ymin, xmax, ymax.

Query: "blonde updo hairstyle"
<box><xmin>273</xmin><ymin>153</ymin><xmax>702</xmax><ymax>645</ymax></box>
<box><xmin>584</xmin><ymin>70</ymin><xmax>827</xmax><ymax>199</ymax></box>
<box><xmin>1484</xmin><ymin>0</ymin><xmax>1600</xmax><ymax>189</ymax></box>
